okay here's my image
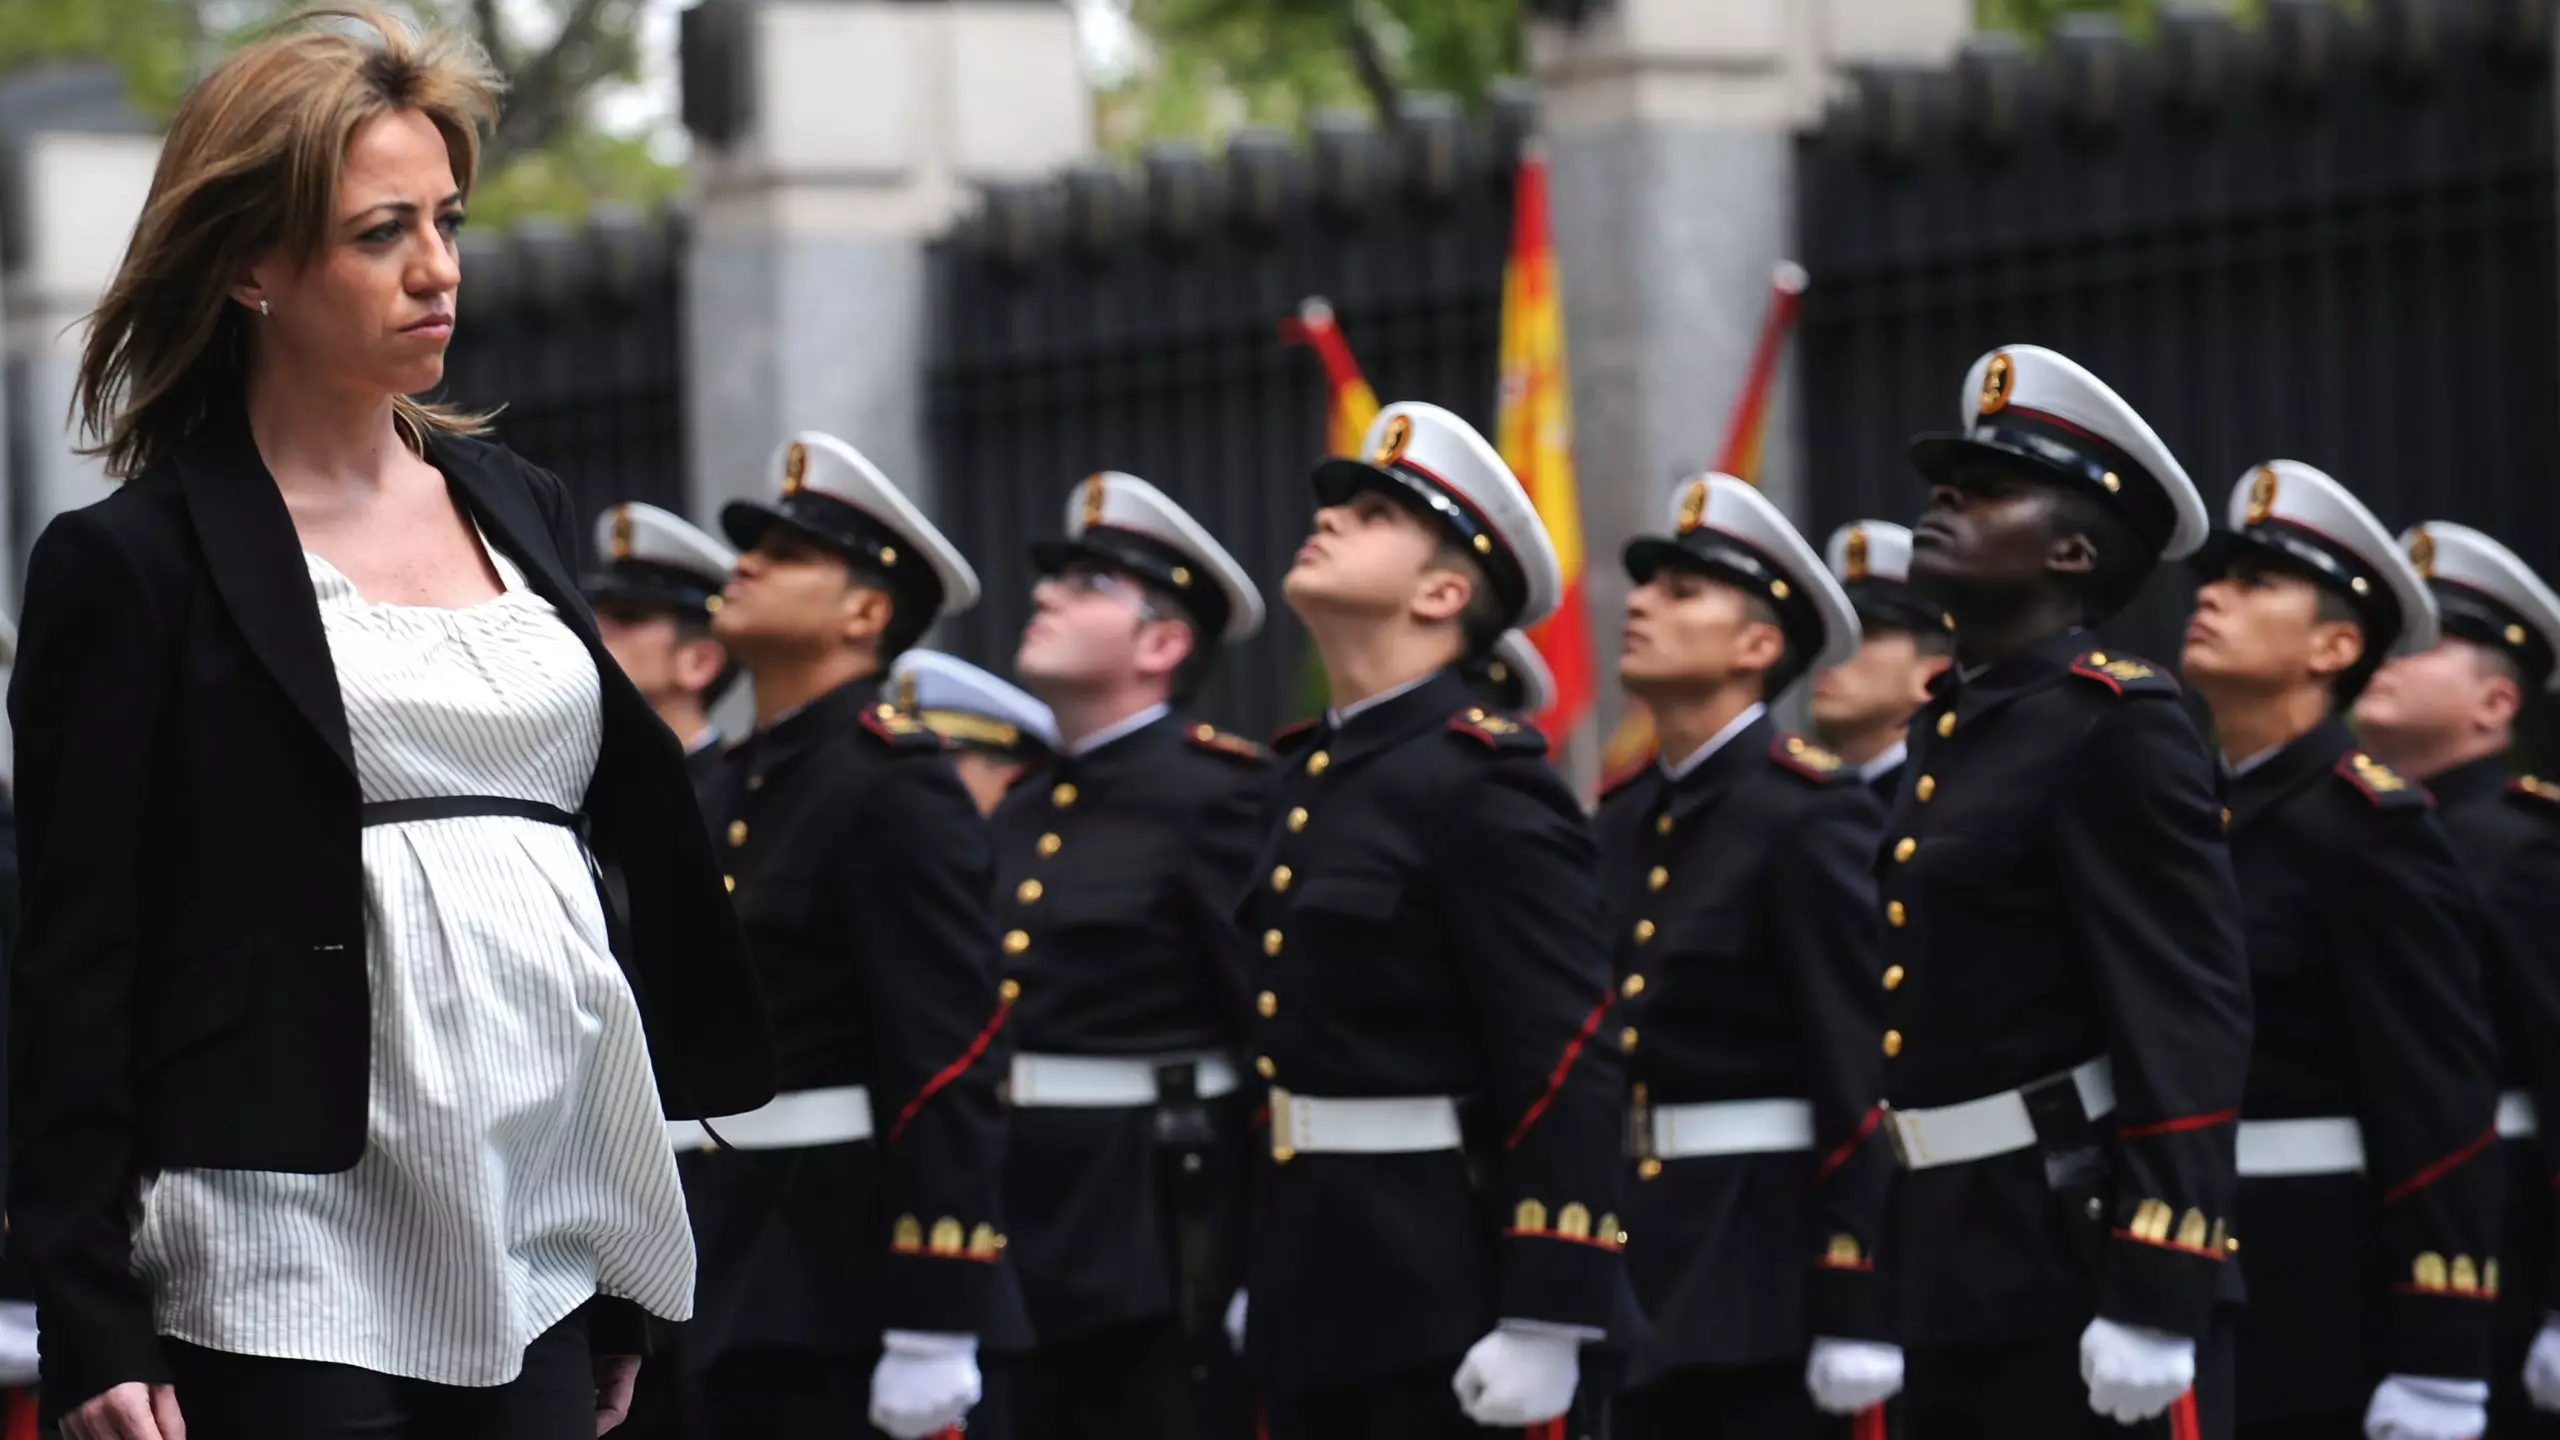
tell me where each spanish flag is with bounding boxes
[1280,298,1384,716]
[1597,262,1810,792]
[1280,297,1381,460]
[1494,142,1596,745]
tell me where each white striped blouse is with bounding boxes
[128,533,694,1384]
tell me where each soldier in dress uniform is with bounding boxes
[681,431,1012,1440]
[986,470,1269,1440]
[1878,345,2253,1438]
[2352,522,2560,1438]
[1810,521,1954,805]
[1462,630,1555,718]
[1603,473,1902,1437]
[1238,400,1624,1439]
[889,648,1060,817]
[583,501,740,792]
[2181,462,2501,1440]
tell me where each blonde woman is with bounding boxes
[8,10,773,1438]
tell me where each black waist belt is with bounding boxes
[360,796,584,830]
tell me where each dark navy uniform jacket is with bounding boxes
[1237,667,1624,1393]
[1598,711,1892,1383]
[988,710,1267,1342]
[683,730,726,797]
[2433,757,2560,1402]
[681,675,1010,1364]
[1876,633,2253,1349]
[2226,720,2502,1422]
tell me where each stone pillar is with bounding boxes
[683,0,1092,528]
[0,62,158,783]
[1530,0,1969,746]
[0,97,160,592]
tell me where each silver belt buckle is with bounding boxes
[1879,1102,1915,1169]
[1270,1085,1298,1164]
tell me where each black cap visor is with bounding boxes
[1845,579,1951,637]
[723,493,947,618]
[2432,580,2556,690]
[1312,456,1527,627]
[1910,411,2177,559]
[2189,523,2405,658]
[1029,527,1233,643]
[1623,532,1829,683]
[583,560,725,620]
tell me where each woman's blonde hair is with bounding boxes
[75,5,503,479]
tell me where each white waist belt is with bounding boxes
[2236,1116,2364,1178]
[1884,1058,2116,1171]
[2500,1090,2539,1140]
[1010,1051,1240,1108]
[666,1085,874,1153]
[1269,1087,1462,1159]
[1651,1098,1816,1160]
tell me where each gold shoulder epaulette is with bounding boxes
[1186,723,1268,766]
[860,702,941,751]
[2068,650,2180,698]
[2335,750,2424,808]
[1447,707,1548,755]
[1770,734,1847,783]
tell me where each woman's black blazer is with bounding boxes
[5,418,776,1408]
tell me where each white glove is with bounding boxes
[1805,1336,1904,1415]
[2079,1316,2196,1424]
[2364,1373,2488,1440]
[869,1331,981,1440]
[1224,1289,1248,1356]
[2526,1316,2560,1413]
[1451,1321,1582,1427]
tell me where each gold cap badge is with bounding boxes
[1676,480,1709,535]
[1080,474,1108,532]
[1370,412,1413,468]
[1843,526,1870,583]
[1978,352,2015,416]
[609,506,634,563]
[783,441,808,497]
[2408,527,2435,580]
[2245,465,2278,528]
[895,670,919,715]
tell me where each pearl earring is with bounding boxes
[258,299,270,317]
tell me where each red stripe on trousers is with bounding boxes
[1525,1420,1565,1440]
[1854,1405,1888,1440]
[2169,1390,2200,1440]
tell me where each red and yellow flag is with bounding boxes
[1280,298,1384,717]
[1494,143,1596,744]
[1597,262,1810,792]
[1280,297,1381,459]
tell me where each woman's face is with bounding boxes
[241,108,464,399]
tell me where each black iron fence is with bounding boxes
[1795,1,2560,752]
[923,97,1531,733]
[439,204,692,560]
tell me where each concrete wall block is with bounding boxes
[757,3,925,180]
[947,2,1092,181]
[17,132,158,310]
[1626,0,1790,63]
[1816,0,1974,65]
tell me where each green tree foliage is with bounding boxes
[0,0,678,225]
[1975,0,2271,39]
[1100,0,1522,152]
[0,0,203,115]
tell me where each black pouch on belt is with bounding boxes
[1153,1061,1219,1342]
[2022,1068,2113,1271]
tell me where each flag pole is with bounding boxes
[1596,261,1810,794]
